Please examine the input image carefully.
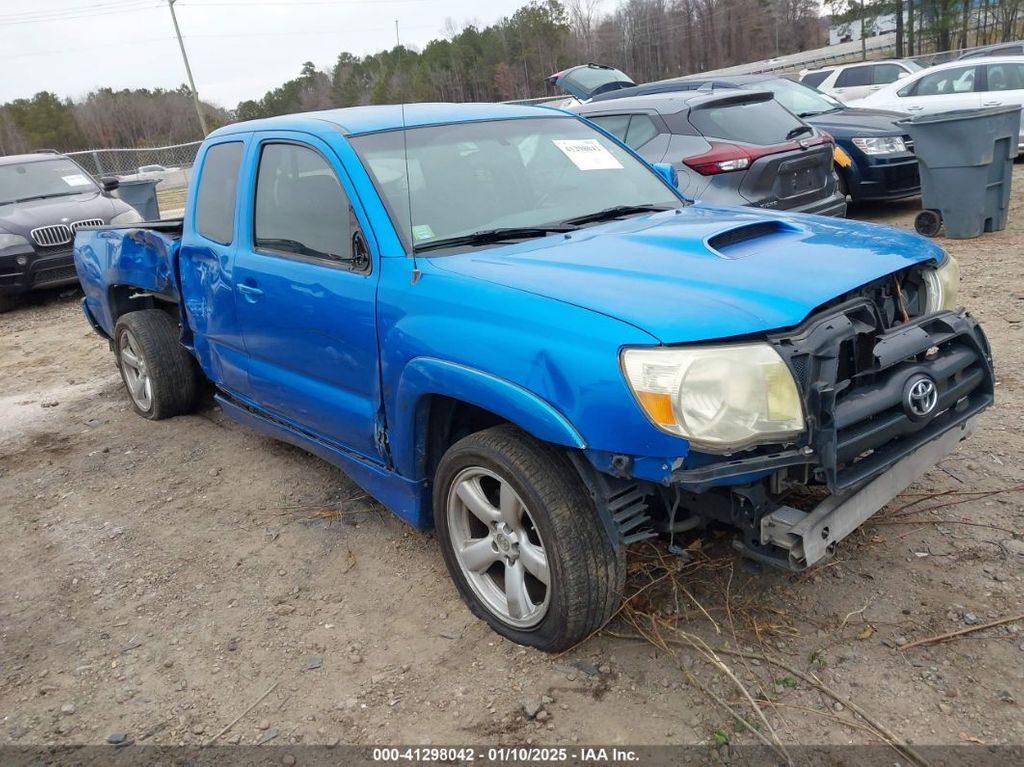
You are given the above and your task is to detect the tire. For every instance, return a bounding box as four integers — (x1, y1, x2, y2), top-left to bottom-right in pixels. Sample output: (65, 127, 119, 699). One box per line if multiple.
(0, 294, 17, 314)
(113, 309, 197, 420)
(836, 169, 850, 200)
(433, 424, 625, 652)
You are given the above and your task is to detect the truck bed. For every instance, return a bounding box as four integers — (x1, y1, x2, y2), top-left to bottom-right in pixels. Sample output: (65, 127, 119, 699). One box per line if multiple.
(74, 220, 185, 338)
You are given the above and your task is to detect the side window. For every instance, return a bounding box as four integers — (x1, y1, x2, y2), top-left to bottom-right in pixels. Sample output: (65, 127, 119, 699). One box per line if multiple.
(872, 63, 904, 85)
(835, 66, 872, 87)
(985, 63, 1024, 92)
(195, 142, 242, 245)
(588, 114, 630, 141)
(624, 115, 660, 149)
(902, 66, 977, 97)
(801, 70, 833, 88)
(254, 143, 352, 264)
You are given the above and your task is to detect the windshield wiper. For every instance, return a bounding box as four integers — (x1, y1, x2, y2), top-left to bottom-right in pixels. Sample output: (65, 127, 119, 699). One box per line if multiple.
(786, 125, 815, 140)
(560, 204, 674, 227)
(13, 191, 86, 203)
(413, 226, 576, 253)
(797, 107, 842, 118)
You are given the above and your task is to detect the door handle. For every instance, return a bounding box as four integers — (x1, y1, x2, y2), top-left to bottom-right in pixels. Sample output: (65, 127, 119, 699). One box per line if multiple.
(238, 283, 264, 301)
(982, 100, 1003, 106)
(906, 105, 924, 111)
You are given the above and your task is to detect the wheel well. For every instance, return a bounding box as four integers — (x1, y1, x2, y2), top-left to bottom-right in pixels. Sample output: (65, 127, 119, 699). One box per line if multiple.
(422, 395, 507, 482)
(108, 285, 181, 327)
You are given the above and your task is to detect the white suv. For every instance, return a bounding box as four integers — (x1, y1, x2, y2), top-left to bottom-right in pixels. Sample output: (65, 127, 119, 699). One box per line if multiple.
(800, 60, 923, 102)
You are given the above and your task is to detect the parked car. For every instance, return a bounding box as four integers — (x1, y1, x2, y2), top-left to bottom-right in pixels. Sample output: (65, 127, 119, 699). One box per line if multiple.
(0, 151, 141, 312)
(958, 41, 1024, 60)
(550, 66, 921, 201)
(799, 59, 922, 101)
(75, 103, 992, 651)
(574, 90, 846, 215)
(849, 56, 1024, 150)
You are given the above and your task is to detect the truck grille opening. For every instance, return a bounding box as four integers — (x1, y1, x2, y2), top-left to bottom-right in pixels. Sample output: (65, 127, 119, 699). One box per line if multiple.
(771, 299, 993, 493)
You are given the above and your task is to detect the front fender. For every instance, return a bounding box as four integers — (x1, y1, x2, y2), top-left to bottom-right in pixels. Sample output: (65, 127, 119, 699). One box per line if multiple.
(391, 357, 586, 479)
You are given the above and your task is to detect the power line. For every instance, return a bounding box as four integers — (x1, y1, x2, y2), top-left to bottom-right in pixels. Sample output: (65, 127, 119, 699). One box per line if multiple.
(0, 1, 161, 26)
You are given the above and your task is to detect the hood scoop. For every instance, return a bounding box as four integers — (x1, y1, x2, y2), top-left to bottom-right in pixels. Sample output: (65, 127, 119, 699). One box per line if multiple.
(707, 220, 802, 260)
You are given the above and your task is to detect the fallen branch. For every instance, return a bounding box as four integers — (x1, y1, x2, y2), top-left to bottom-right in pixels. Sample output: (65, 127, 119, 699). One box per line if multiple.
(900, 613, 1024, 651)
(206, 681, 279, 745)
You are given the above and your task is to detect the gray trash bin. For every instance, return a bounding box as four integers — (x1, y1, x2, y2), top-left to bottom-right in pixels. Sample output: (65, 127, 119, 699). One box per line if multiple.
(114, 179, 161, 221)
(897, 105, 1021, 239)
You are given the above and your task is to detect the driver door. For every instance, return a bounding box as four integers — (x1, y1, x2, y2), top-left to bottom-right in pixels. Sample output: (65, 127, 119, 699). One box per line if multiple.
(232, 133, 383, 462)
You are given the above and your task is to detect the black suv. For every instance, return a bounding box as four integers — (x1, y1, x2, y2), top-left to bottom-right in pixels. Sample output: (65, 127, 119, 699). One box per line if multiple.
(0, 152, 141, 312)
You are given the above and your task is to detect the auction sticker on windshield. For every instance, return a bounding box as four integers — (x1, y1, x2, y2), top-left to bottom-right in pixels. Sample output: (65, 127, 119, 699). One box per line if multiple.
(552, 139, 623, 171)
(62, 174, 91, 187)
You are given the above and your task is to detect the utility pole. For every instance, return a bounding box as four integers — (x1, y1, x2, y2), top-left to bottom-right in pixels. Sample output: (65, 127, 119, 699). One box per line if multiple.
(168, 0, 208, 136)
(860, 0, 867, 61)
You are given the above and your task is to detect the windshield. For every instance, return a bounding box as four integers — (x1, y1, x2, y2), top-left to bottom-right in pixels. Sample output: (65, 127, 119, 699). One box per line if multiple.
(0, 158, 98, 205)
(351, 116, 682, 253)
(763, 78, 844, 116)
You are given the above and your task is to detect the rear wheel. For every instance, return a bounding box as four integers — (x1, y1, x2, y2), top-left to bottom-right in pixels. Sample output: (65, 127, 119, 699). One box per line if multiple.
(113, 310, 197, 420)
(433, 425, 625, 651)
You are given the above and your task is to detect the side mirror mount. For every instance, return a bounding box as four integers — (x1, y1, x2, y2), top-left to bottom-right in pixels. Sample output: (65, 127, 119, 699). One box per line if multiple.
(896, 71, 910, 79)
(652, 162, 678, 189)
(100, 176, 120, 192)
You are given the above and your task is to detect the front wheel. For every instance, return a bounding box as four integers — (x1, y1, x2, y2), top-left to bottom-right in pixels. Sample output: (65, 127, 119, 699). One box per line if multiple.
(433, 425, 625, 651)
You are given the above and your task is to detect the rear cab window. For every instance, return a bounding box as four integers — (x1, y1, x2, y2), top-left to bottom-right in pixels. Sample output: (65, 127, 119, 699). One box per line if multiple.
(688, 98, 807, 146)
(195, 142, 243, 245)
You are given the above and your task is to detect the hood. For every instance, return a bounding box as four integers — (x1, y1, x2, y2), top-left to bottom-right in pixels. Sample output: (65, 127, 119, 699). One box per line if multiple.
(0, 191, 127, 237)
(804, 107, 911, 137)
(428, 206, 944, 344)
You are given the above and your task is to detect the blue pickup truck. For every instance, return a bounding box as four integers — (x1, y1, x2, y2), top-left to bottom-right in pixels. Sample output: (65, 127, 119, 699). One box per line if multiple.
(74, 103, 993, 651)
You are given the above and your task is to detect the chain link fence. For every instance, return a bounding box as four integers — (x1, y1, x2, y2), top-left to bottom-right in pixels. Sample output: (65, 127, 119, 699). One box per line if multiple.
(66, 141, 202, 191)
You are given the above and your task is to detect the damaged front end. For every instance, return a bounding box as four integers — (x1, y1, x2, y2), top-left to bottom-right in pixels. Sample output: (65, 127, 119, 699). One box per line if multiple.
(586, 264, 994, 570)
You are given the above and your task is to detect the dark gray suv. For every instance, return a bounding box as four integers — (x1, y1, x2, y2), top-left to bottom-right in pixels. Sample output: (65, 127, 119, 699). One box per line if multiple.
(574, 90, 847, 216)
(0, 152, 141, 312)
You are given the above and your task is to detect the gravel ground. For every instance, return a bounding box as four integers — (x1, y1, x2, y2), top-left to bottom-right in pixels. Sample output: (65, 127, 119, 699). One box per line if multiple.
(1, 177, 1022, 752)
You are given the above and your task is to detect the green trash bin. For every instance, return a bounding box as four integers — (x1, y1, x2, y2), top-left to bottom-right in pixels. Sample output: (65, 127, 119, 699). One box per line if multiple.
(897, 105, 1021, 239)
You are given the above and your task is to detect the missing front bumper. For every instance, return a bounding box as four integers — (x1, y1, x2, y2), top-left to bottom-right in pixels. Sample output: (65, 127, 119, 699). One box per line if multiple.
(759, 415, 977, 570)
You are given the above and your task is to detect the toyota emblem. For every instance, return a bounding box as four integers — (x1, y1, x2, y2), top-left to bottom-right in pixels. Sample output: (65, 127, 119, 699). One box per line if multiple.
(903, 375, 938, 420)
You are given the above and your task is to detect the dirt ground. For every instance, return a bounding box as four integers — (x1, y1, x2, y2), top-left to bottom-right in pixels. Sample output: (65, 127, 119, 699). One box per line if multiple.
(2, 175, 1023, 755)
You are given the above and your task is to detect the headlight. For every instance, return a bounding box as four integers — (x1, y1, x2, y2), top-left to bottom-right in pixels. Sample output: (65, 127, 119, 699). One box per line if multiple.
(0, 232, 31, 251)
(110, 208, 143, 225)
(621, 343, 805, 452)
(851, 136, 907, 155)
(921, 254, 960, 313)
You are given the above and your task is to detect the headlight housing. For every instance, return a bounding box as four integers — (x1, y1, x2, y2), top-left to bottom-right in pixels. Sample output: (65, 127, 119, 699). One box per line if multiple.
(921, 254, 960, 313)
(621, 343, 805, 453)
(0, 231, 31, 251)
(110, 208, 144, 225)
(851, 136, 907, 155)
